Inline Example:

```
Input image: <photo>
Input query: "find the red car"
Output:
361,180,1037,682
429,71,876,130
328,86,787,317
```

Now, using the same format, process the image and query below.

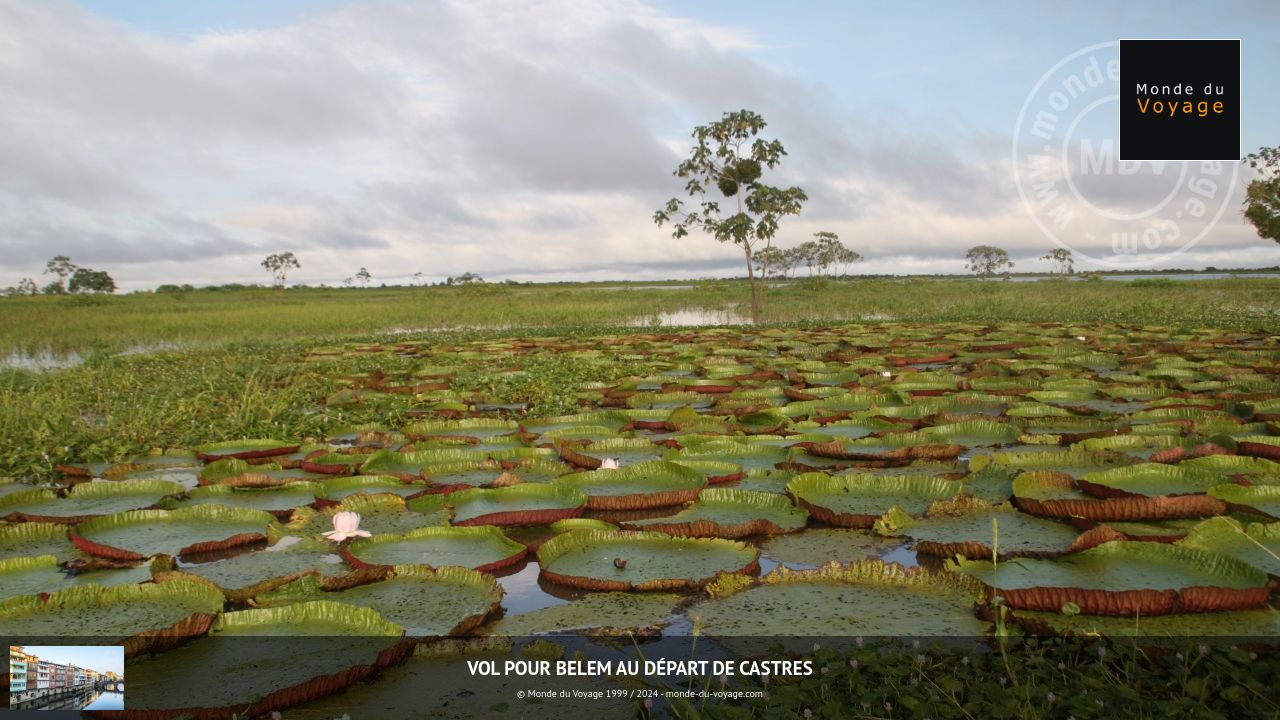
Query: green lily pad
620,488,808,537
173,481,324,514
1177,517,1280,576
1079,463,1223,497
322,475,429,500
882,503,1083,559
291,494,450,538
169,537,349,600
553,460,707,510
120,600,403,713
786,472,962,528
688,561,987,637
1209,484,1280,519
194,439,301,461
408,483,587,526
761,528,902,569
0,555,152,602
0,575,224,640
950,540,1271,615
537,529,758,591
918,420,1020,446
0,522,76,562
488,592,683,636
345,526,526,573
72,505,279,560
0,480,184,521
255,565,501,637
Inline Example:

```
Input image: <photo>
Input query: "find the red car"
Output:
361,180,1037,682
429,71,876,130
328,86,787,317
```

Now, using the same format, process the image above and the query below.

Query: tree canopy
654,109,807,321
965,245,1014,277
1243,147,1280,244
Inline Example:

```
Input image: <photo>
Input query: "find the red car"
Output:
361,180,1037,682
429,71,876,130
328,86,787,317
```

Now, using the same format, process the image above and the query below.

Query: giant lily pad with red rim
407,483,587,527
343,526,526,573
156,537,350,601
537,529,759,591
619,488,808,538
786,472,962,528
168,481,324,518
253,564,501,637
0,479,184,523
115,600,405,718
0,554,151,602
289,494,450,538
1077,463,1224,498
0,576,224,654
876,501,1092,560
321,475,429,500
687,560,987,638
71,505,279,561
1013,470,1226,521
194,439,301,462
552,460,707,510
486,591,683,636
1176,516,1280,577
1209,483,1280,519
948,540,1272,615
0,522,76,562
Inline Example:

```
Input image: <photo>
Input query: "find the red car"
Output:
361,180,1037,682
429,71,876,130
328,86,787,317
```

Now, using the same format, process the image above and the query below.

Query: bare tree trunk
744,244,762,323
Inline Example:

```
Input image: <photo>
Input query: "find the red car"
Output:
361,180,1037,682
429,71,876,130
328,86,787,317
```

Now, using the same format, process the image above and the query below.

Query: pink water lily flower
322,511,372,542
600,458,620,469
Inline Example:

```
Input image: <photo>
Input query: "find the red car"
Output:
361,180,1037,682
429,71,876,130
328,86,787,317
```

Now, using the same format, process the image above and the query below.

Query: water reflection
16,687,124,711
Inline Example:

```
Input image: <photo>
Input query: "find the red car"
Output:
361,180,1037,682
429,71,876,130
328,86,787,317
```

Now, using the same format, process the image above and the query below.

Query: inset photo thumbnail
9,645,124,711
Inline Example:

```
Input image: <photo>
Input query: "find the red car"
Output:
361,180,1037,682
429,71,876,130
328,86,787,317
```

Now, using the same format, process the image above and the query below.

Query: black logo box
1119,39,1240,162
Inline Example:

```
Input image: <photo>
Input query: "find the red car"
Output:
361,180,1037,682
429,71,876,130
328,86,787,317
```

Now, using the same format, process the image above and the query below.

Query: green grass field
2,277,1278,358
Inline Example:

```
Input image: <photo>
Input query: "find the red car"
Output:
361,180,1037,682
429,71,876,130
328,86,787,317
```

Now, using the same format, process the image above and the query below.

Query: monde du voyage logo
1013,39,1241,266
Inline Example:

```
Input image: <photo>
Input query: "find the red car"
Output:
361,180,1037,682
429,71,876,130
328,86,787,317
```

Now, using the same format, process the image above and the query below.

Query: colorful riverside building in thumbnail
9,646,102,693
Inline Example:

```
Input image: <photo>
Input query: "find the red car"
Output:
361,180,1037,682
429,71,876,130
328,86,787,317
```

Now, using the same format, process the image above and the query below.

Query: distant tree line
2,255,116,297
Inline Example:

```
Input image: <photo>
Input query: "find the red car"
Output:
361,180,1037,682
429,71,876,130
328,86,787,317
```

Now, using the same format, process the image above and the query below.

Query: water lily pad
0,522,76,562
553,460,707,510
0,576,224,652
688,561,987,637
620,488,808,537
195,439,301,461
255,564,501,637
761,528,901,569
881,502,1087,560
162,537,350,601
344,526,526,573
172,481,324,516
408,483,587,526
1209,483,1280,519
489,592,683,635
950,540,1272,615
0,554,151,602
0,479,184,523
119,600,404,715
1177,516,1280,576
1078,463,1223,498
71,505,279,560
1013,470,1226,521
322,474,429,500
917,420,1020,446
786,472,962,528
291,494,450,538
537,530,759,591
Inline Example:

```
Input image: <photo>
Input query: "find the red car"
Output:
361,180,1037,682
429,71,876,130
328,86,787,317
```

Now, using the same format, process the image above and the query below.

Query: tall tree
965,245,1014,277
1243,147,1280,244
654,110,807,322
752,246,787,279
68,268,116,294
261,252,300,290
355,267,372,288
43,255,77,294
1040,248,1074,274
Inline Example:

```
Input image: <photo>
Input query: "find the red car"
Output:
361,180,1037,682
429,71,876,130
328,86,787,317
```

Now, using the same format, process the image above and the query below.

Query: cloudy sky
2,0,1278,290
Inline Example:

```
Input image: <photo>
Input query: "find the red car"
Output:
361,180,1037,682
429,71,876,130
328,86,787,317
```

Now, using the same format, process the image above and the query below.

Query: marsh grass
1,278,1277,358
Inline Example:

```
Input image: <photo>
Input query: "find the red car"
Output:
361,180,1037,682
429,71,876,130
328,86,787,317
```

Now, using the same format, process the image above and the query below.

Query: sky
16,646,124,676
1,0,1278,291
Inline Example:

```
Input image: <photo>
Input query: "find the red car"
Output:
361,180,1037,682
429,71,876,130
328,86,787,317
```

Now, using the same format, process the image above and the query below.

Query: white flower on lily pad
600,458,620,469
880,371,892,377
322,511,372,542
